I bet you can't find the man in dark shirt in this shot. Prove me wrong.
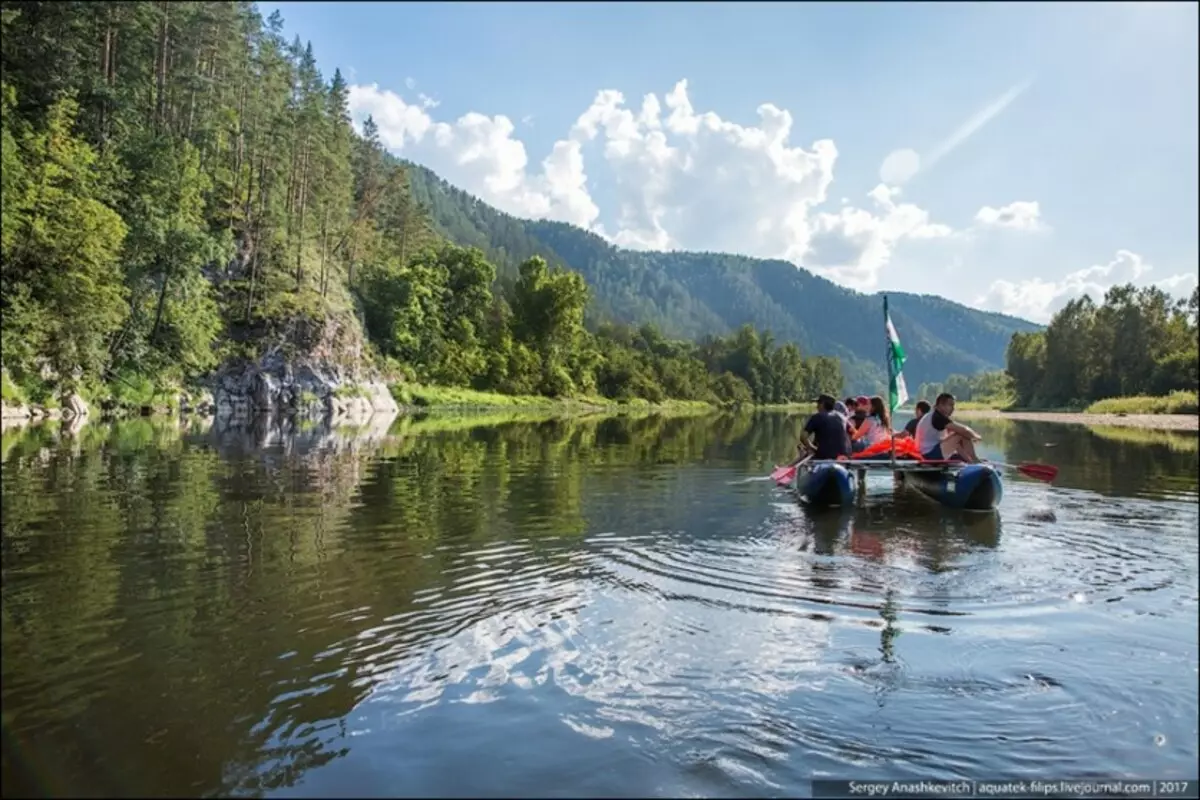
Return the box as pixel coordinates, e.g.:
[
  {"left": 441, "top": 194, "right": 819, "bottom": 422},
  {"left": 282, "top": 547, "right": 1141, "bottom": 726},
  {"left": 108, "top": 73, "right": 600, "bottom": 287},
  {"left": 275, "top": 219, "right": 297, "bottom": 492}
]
[
  {"left": 795, "top": 394, "right": 852, "bottom": 462},
  {"left": 903, "top": 400, "right": 931, "bottom": 437}
]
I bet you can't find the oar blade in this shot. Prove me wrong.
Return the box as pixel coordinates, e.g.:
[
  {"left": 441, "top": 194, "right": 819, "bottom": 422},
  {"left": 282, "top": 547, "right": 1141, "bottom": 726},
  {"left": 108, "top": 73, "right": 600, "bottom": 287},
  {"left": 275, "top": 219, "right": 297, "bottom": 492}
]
[
  {"left": 771, "top": 465, "right": 797, "bottom": 486},
  {"left": 1017, "top": 462, "right": 1058, "bottom": 482}
]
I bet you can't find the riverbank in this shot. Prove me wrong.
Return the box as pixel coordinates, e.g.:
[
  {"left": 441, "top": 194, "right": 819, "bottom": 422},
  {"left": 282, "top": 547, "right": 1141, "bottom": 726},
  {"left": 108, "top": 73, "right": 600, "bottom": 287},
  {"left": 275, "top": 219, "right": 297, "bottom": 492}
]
[
  {"left": 955, "top": 408, "right": 1199, "bottom": 431},
  {"left": 392, "top": 384, "right": 710, "bottom": 414}
]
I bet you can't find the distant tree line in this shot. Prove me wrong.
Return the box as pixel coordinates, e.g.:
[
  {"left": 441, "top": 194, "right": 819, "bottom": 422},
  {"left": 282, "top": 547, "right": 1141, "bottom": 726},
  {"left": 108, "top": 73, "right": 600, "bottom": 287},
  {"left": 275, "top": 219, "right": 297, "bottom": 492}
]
[
  {"left": 1005, "top": 284, "right": 1199, "bottom": 408},
  {"left": 0, "top": 1, "right": 842, "bottom": 409},
  {"left": 915, "top": 371, "right": 1014, "bottom": 406}
]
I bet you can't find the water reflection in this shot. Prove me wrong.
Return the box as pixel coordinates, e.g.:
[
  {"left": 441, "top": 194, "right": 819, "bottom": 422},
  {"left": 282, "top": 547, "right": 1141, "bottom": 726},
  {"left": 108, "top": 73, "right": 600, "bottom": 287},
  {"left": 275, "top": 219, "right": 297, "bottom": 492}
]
[{"left": 2, "top": 411, "right": 1197, "bottom": 797}]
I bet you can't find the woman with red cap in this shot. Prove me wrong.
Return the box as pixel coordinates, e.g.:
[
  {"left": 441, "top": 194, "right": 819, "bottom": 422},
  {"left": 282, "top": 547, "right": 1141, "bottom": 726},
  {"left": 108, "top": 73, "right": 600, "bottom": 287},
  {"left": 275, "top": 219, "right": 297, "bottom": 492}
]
[
  {"left": 850, "top": 395, "right": 869, "bottom": 431},
  {"left": 850, "top": 395, "right": 891, "bottom": 453}
]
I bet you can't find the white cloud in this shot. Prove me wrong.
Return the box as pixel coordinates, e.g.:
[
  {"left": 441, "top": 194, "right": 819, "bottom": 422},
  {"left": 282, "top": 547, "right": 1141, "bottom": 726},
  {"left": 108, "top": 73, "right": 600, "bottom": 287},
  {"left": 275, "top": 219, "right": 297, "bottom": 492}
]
[
  {"left": 974, "top": 201, "right": 1045, "bottom": 231},
  {"left": 805, "top": 184, "right": 954, "bottom": 286},
  {"left": 404, "top": 76, "right": 417, "bottom": 91},
  {"left": 348, "top": 78, "right": 1038, "bottom": 291},
  {"left": 1155, "top": 272, "right": 1199, "bottom": 294},
  {"left": 348, "top": 83, "right": 598, "bottom": 227},
  {"left": 977, "top": 249, "right": 1196, "bottom": 322}
]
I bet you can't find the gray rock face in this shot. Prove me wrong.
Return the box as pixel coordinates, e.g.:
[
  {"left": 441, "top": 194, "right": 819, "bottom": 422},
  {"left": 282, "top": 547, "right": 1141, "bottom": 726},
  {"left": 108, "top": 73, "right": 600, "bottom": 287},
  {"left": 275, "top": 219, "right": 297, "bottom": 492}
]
[
  {"left": 212, "top": 355, "right": 396, "bottom": 423},
  {"left": 62, "top": 393, "right": 89, "bottom": 419},
  {"left": 180, "top": 389, "right": 216, "bottom": 416}
]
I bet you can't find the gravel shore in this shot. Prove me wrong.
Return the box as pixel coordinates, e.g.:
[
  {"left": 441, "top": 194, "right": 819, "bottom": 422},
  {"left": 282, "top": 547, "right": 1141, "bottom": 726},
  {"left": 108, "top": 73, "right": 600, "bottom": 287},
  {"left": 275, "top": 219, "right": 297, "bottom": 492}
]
[{"left": 955, "top": 409, "right": 1199, "bottom": 432}]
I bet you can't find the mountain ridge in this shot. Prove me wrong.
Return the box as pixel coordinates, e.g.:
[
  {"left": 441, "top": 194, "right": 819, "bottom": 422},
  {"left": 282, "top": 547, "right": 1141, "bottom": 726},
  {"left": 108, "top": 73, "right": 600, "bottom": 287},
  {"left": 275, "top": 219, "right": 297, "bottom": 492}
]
[{"left": 402, "top": 160, "right": 1042, "bottom": 389}]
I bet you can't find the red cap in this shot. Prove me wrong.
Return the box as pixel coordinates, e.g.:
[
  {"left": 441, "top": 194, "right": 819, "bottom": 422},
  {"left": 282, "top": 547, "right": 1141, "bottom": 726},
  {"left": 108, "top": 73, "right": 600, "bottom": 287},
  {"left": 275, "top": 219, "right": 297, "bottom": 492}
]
[{"left": 855, "top": 395, "right": 870, "bottom": 406}]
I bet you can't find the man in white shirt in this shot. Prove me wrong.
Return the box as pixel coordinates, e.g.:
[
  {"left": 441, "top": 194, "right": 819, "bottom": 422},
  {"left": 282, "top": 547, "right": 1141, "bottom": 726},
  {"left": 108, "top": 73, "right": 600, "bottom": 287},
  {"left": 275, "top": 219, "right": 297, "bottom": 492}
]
[{"left": 914, "top": 392, "right": 982, "bottom": 463}]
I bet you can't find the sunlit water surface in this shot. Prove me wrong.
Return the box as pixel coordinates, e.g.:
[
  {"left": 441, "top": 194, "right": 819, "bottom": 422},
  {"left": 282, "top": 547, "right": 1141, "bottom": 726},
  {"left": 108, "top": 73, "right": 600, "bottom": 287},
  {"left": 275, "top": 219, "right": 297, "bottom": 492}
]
[{"left": 2, "top": 411, "right": 1197, "bottom": 797}]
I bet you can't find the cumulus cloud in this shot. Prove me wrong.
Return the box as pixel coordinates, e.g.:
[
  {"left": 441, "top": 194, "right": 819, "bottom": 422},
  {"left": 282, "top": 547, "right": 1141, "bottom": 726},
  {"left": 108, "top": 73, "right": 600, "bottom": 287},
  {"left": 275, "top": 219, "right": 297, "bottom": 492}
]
[
  {"left": 977, "top": 249, "right": 1197, "bottom": 322},
  {"left": 974, "top": 200, "right": 1044, "bottom": 231},
  {"left": 348, "top": 78, "right": 1032, "bottom": 290},
  {"left": 805, "top": 184, "right": 954, "bottom": 285},
  {"left": 348, "top": 83, "right": 598, "bottom": 227}
]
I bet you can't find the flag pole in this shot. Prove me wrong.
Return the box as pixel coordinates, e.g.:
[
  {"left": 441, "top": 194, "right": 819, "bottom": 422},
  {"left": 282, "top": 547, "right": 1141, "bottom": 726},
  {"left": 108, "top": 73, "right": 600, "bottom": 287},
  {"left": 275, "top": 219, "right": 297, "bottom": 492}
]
[{"left": 885, "top": 295, "right": 896, "bottom": 468}]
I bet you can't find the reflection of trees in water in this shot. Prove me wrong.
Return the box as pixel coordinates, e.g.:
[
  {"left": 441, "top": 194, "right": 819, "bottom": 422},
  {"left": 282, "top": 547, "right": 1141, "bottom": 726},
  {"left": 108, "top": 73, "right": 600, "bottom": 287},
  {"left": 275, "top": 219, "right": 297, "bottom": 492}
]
[
  {"left": 2, "top": 418, "right": 384, "bottom": 797},
  {"left": 879, "top": 588, "right": 899, "bottom": 665},
  {"left": 1, "top": 411, "right": 799, "bottom": 796},
  {"left": 1003, "top": 421, "right": 1199, "bottom": 497},
  {"left": 14, "top": 410, "right": 1185, "bottom": 795}
]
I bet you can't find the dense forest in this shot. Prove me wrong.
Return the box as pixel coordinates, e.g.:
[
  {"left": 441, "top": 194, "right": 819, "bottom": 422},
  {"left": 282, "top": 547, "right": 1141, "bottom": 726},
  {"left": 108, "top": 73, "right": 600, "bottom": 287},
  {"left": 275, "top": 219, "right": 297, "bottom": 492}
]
[
  {"left": 915, "top": 370, "right": 1014, "bottom": 406},
  {"left": 403, "top": 163, "right": 1045, "bottom": 390},
  {"left": 0, "top": 0, "right": 844, "bottom": 412},
  {"left": 1005, "top": 285, "right": 1198, "bottom": 408}
]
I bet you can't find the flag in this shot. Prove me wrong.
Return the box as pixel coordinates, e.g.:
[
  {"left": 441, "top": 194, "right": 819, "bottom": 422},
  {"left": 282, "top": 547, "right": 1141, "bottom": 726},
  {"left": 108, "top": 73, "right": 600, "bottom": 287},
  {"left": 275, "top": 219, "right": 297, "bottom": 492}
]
[{"left": 884, "top": 296, "right": 909, "bottom": 412}]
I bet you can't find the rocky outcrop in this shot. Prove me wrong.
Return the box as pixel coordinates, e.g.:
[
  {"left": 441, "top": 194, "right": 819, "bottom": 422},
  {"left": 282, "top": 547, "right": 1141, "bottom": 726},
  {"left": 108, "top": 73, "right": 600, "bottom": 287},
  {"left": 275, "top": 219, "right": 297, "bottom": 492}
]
[
  {"left": 62, "top": 393, "right": 89, "bottom": 420},
  {"left": 29, "top": 405, "right": 62, "bottom": 420},
  {"left": 212, "top": 352, "right": 397, "bottom": 423},
  {"left": 208, "top": 293, "right": 400, "bottom": 423},
  {"left": 179, "top": 389, "right": 215, "bottom": 416}
]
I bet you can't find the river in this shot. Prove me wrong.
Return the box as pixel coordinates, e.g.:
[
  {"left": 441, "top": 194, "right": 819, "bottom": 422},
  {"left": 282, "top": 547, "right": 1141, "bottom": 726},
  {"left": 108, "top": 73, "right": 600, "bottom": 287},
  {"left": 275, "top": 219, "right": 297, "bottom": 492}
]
[{"left": 2, "top": 411, "right": 1197, "bottom": 797}]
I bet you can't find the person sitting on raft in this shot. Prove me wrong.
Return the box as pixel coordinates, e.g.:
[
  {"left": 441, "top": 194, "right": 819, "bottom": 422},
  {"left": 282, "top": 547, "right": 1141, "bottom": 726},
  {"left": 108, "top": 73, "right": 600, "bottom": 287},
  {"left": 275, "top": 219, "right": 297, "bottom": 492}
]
[
  {"left": 792, "top": 394, "right": 851, "bottom": 464},
  {"left": 850, "top": 395, "right": 891, "bottom": 453},
  {"left": 901, "top": 400, "right": 930, "bottom": 438},
  {"left": 915, "top": 392, "right": 982, "bottom": 463},
  {"left": 833, "top": 400, "right": 853, "bottom": 436},
  {"left": 850, "top": 395, "right": 869, "bottom": 432}
]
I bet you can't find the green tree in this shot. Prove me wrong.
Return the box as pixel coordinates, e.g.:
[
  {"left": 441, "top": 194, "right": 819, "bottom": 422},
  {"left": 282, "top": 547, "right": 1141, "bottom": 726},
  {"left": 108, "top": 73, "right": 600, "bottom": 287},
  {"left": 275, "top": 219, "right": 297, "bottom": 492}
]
[{"left": 2, "top": 95, "right": 128, "bottom": 385}]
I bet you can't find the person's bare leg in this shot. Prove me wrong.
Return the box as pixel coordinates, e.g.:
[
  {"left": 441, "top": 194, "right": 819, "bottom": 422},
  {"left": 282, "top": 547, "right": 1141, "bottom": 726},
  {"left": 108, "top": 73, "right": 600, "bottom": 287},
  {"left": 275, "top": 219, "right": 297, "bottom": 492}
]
[{"left": 942, "top": 433, "right": 979, "bottom": 463}]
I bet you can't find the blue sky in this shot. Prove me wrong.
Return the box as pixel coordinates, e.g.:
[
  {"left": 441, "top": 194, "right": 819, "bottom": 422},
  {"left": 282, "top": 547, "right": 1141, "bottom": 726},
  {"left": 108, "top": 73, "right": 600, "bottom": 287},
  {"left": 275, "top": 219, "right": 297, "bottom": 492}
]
[{"left": 260, "top": 1, "right": 1198, "bottom": 322}]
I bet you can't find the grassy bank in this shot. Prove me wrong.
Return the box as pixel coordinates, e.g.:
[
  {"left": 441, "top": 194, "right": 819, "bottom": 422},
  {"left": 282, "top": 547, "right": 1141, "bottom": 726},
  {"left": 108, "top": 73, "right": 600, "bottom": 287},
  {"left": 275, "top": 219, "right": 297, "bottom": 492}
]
[
  {"left": 389, "top": 383, "right": 716, "bottom": 415},
  {"left": 1083, "top": 391, "right": 1198, "bottom": 416},
  {"left": 949, "top": 398, "right": 1014, "bottom": 411},
  {"left": 1090, "top": 424, "right": 1199, "bottom": 452},
  {"left": 905, "top": 390, "right": 1199, "bottom": 416}
]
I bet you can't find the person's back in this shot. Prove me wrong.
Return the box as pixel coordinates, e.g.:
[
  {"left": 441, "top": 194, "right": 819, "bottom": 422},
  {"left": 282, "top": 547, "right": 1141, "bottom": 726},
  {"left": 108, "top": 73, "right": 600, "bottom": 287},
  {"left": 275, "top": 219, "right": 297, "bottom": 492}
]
[
  {"left": 914, "top": 408, "right": 944, "bottom": 456},
  {"left": 805, "top": 409, "right": 851, "bottom": 460},
  {"left": 904, "top": 400, "right": 931, "bottom": 438}
]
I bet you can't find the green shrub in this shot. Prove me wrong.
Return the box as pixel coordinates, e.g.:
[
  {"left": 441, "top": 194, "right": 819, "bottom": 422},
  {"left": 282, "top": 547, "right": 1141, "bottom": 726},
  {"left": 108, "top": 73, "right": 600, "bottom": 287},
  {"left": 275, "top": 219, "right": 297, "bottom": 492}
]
[
  {"left": 1085, "top": 391, "right": 1199, "bottom": 415},
  {"left": 1, "top": 370, "right": 26, "bottom": 404}
]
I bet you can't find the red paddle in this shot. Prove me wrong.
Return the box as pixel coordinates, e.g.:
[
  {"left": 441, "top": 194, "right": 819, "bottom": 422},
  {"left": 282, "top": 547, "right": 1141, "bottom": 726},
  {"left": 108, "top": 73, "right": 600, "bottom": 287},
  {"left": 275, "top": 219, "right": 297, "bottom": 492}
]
[
  {"left": 771, "top": 454, "right": 813, "bottom": 486},
  {"left": 994, "top": 461, "right": 1059, "bottom": 482},
  {"left": 770, "top": 464, "right": 796, "bottom": 485},
  {"left": 919, "top": 459, "right": 1059, "bottom": 483}
]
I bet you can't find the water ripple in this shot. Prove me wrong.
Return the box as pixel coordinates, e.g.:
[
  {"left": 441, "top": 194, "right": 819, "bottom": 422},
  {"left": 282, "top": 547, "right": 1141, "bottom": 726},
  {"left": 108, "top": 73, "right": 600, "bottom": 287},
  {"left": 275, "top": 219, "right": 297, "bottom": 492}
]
[{"left": 2, "top": 414, "right": 1196, "bottom": 798}]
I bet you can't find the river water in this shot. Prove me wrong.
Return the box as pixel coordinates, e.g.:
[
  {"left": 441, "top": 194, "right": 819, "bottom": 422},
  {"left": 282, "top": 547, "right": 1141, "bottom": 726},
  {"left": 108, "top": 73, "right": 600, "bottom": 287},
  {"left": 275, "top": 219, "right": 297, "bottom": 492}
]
[{"left": 2, "top": 411, "right": 1197, "bottom": 797}]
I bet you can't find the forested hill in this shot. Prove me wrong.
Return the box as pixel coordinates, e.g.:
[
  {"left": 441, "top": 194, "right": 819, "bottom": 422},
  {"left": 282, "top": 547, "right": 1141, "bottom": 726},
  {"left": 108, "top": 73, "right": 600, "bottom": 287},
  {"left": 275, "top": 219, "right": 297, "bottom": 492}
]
[
  {"left": 0, "top": 0, "right": 1035, "bottom": 416},
  {"left": 405, "top": 162, "right": 1042, "bottom": 388},
  {"left": 1, "top": 1, "right": 851, "bottom": 414}
]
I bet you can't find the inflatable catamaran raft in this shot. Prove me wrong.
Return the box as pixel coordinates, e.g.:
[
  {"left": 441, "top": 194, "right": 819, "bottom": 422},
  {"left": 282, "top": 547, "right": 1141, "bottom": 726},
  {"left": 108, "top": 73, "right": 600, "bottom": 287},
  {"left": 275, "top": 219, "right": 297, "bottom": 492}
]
[{"left": 777, "top": 297, "right": 1056, "bottom": 511}]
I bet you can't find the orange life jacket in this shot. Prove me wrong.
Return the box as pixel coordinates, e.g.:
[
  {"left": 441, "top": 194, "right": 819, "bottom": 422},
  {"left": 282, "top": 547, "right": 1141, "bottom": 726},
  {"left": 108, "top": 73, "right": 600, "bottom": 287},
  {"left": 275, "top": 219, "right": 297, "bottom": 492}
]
[{"left": 851, "top": 435, "right": 922, "bottom": 460}]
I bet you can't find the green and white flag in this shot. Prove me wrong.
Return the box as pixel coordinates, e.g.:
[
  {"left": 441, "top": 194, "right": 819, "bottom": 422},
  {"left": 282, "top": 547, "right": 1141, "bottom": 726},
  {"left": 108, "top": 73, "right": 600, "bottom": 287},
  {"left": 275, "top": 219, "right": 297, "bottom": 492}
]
[{"left": 884, "top": 296, "right": 909, "bottom": 412}]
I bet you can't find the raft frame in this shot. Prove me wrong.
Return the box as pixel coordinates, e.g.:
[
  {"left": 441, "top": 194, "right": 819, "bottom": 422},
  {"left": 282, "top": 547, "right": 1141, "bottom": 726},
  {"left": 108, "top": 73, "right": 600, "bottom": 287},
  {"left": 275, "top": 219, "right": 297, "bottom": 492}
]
[{"left": 797, "top": 459, "right": 1003, "bottom": 511}]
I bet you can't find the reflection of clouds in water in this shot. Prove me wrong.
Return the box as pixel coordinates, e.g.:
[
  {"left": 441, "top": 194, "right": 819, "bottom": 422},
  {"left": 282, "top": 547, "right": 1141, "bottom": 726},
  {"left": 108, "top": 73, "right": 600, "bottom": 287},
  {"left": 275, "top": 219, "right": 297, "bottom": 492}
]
[{"left": 354, "top": 532, "right": 835, "bottom": 743}]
